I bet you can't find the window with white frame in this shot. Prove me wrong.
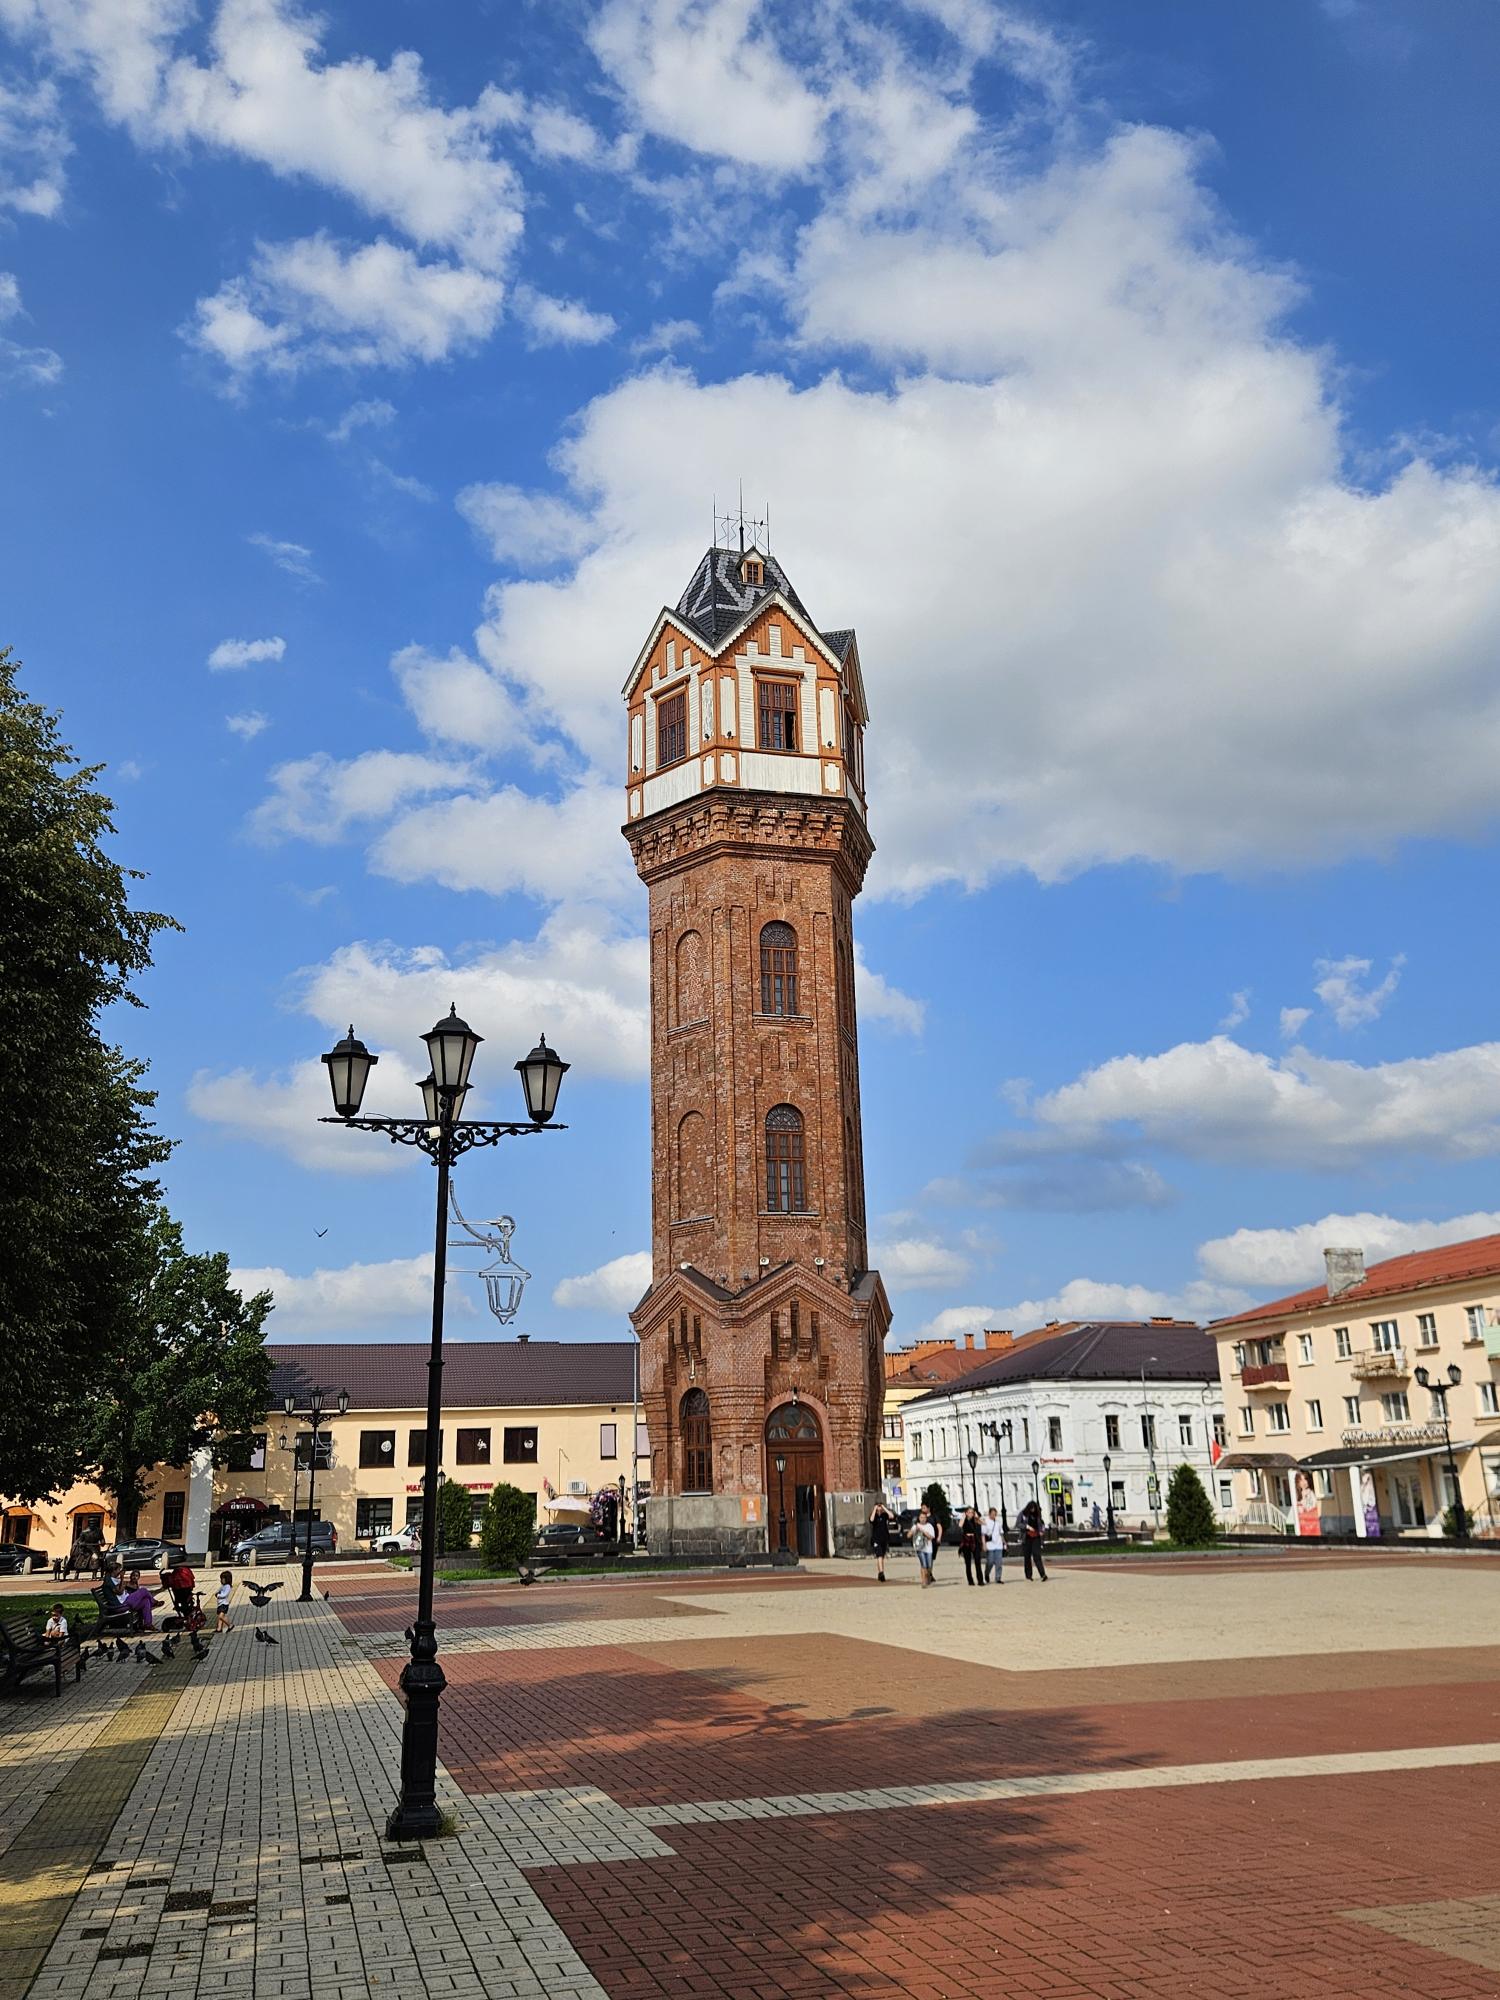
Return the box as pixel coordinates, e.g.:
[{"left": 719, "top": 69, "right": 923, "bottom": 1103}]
[
  {"left": 1344, "top": 1394, "right": 1362, "bottom": 1425},
  {"left": 1213, "top": 1413, "right": 1227, "bottom": 1447},
  {"left": 1371, "top": 1319, "right": 1400, "bottom": 1352},
  {"left": 1480, "top": 1382, "right": 1499, "bottom": 1417},
  {"left": 1217, "top": 1479, "right": 1233, "bottom": 1512},
  {"left": 909, "top": 1433, "right": 923, "bottom": 1461},
  {"left": 1178, "top": 1413, "right": 1193, "bottom": 1448},
  {"left": 1248, "top": 1469, "right": 1263, "bottom": 1497},
  {"left": 1110, "top": 1479, "right": 1126, "bottom": 1511},
  {"left": 1266, "top": 1401, "right": 1291, "bottom": 1433},
  {"left": 1334, "top": 1327, "right": 1352, "bottom": 1359},
  {"left": 1021, "top": 1418, "right": 1030, "bottom": 1451},
  {"left": 1427, "top": 1390, "right": 1446, "bottom": 1422},
  {"left": 1239, "top": 1406, "right": 1255, "bottom": 1436},
  {"left": 1048, "top": 1417, "right": 1063, "bottom": 1452},
  {"left": 1297, "top": 1334, "right": 1314, "bottom": 1365},
  {"left": 1232, "top": 1342, "right": 1246, "bottom": 1372},
  {"left": 1380, "top": 1391, "right": 1410, "bottom": 1423},
  {"left": 1315, "top": 1470, "right": 1333, "bottom": 1498},
  {"left": 1466, "top": 1305, "right": 1488, "bottom": 1342},
  {"left": 1416, "top": 1312, "right": 1438, "bottom": 1348},
  {"left": 1105, "top": 1413, "right": 1121, "bottom": 1450},
  {"left": 1306, "top": 1399, "right": 1323, "bottom": 1431},
  {"left": 1141, "top": 1414, "right": 1158, "bottom": 1450}
]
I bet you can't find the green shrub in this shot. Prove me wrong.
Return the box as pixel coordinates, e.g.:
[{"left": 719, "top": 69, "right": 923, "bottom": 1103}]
[
  {"left": 479, "top": 1483, "right": 536, "bottom": 1571},
  {"left": 436, "top": 1478, "right": 474, "bottom": 1554},
  {"left": 1164, "top": 1463, "right": 1217, "bottom": 1548},
  {"left": 920, "top": 1482, "right": 953, "bottom": 1535},
  {"left": 1442, "top": 1502, "right": 1471, "bottom": 1540}
]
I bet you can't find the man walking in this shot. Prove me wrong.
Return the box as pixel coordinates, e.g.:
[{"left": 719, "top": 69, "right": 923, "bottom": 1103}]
[
  {"left": 1018, "top": 1498, "right": 1049, "bottom": 1582},
  {"left": 982, "top": 1506, "right": 1005, "bottom": 1585}
]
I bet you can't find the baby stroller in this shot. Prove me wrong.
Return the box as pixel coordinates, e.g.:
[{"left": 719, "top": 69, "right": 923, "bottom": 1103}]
[{"left": 160, "top": 1567, "right": 210, "bottom": 1659}]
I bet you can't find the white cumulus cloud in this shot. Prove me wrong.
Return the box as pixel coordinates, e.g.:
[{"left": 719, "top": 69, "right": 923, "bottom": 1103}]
[
  {"left": 208, "top": 634, "right": 285, "bottom": 670},
  {"left": 1312, "top": 952, "right": 1405, "bottom": 1030},
  {"left": 232, "top": 1253, "right": 473, "bottom": 1334},
  {"left": 552, "top": 1250, "right": 653, "bottom": 1312},
  {"left": 1197, "top": 1209, "right": 1500, "bottom": 1292}
]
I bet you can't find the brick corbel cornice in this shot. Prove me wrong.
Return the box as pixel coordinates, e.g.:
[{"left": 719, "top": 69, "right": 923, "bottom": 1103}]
[{"left": 624, "top": 789, "right": 874, "bottom": 897}]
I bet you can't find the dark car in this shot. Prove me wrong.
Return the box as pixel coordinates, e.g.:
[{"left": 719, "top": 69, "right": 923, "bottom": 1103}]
[
  {"left": 535, "top": 1523, "right": 587, "bottom": 1547},
  {"left": 110, "top": 1537, "right": 187, "bottom": 1571},
  {"left": 0, "top": 1543, "right": 49, "bottom": 1575},
  {"left": 232, "top": 1520, "right": 337, "bottom": 1565}
]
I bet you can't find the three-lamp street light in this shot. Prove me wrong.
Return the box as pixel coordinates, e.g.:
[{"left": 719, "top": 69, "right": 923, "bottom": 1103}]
[
  {"left": 1414, "top": 1362, "right": 1469, "bottom": 1542},
  {"left": 980, "top": 1418, "right": 1012, "bottom": 1534},
  {"left": 320, "top": 1006, "right": 569, "bottom": 1841},
  {"left": 281, "top": 1384, "right": 349, "bottom": 1601}
]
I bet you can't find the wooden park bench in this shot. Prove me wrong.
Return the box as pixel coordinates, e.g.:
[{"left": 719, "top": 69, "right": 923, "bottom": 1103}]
[
  {"left": 0, "top": 1613, "right": 66, "bottom": 1696},
  {"left": 519, "top": 1536, "right": 627, "bottom": 1582}
]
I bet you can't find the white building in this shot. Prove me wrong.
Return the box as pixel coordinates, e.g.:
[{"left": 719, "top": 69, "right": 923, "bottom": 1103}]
[{"left": 898, "top": 1320, "right": 1225, "bottom": 1532}]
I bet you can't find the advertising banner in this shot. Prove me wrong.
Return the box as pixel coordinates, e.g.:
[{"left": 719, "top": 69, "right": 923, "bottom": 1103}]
[{"left": 1293, "top": 1468, "right": 1321, "bottom": 1537}]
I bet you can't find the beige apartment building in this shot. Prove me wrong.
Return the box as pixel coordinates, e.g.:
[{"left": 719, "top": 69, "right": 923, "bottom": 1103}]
[
  {"left": 1, "top": 1339, "right": 648, "bottom": 1562},
  {"left": 1211, "top": 1236, "right": 1500, "bottom": 1537}
]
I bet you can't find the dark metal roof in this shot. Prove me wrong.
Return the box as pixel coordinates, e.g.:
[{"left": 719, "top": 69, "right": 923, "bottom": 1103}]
[
  {"left": 267, "top": 1340, "right": 636, "bottom": 1414},
  {"left": 1299, "top": 1439, "right": 1473, "bottom": 1470},
  {"left": 820, "top": 628, "right": 855, "bottom": 661},
  {"left": 675, "top": 544, "right": 812, "bottom": 646},
  {"left": 899, "top": 1322, "right": 1214, "bottom": 1407}
]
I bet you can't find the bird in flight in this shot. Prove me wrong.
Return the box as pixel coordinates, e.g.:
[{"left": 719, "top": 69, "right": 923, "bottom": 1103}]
[{"left": 315, "top": 1228, "right": 328, "bottom": 1238}]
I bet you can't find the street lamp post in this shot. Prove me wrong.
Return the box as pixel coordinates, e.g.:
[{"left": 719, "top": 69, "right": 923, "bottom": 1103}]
[
  {"left": 775, "top": 1454, "right": 788, "bottom": 1554},
  {"left": 981, "top": 1419, "right": 1012, "bottom": 1533},
  {"left": 1141, "top": 1357, "right": 1160, "bottom": 1532},
  {"left": 1030, "top": 1457, "right": 1041, "bottom": 1506},
  {"left": 1414, "top": 1363, "right": 1468, "bottom": 1541},
  {"left": 282, "top": 1386, "right": 349, "bottom": 1601},
  {"left": 320, "top": 1009, "right": 569, "bottom": 1841},
  {"left": 966, "top": 1440, "right": 980, "bottom": 1513},
  {"left": 1102, "top": 1452, "right": 1117, "bottom": 1543}
]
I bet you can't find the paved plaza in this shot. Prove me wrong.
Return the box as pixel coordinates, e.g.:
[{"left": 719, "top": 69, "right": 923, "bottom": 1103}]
[{"left": 4, "top": 1552, "right": 1500, "bottom": 2000}]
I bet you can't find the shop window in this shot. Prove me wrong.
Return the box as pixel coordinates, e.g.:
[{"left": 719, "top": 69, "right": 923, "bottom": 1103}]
[{"left": 356, "top": 1498, "right": 393, "bottom": 1539}]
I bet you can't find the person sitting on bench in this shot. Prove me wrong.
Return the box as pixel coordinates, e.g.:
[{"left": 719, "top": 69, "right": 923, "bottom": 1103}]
[{"left": 119, "top": 1569, "right": 161, "bottom": 1630}]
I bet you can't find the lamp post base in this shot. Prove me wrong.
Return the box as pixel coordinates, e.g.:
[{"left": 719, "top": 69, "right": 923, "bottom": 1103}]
[{"left": 386, "top": 1655, "right": 448, "bottom": 1841}]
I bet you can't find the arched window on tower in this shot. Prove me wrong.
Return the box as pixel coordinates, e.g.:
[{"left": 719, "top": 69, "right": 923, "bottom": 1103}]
[
  {"left": 681, "top": 1388, "right": 713, "bottom": 1492},
  {"left": 765, "top": 1104, "right": 807, "bottom": 1213},
  {"left": 760, "top": 921, "right": 798, "bottom": 1016}
]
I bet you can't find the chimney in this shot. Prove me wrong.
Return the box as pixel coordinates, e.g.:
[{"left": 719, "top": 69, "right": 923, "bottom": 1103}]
[
  {"left": 964, "top": 1331, "right": 976, "bottom": 1350},
  {"left": 1324, "top": 1246, "right": 1365, "bottom": 1297},
  {"left": 985, "top": 1329, "right": 1013, "bottom": 1350}
]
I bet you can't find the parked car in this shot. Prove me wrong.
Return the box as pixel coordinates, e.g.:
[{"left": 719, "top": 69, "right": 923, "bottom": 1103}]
[
  {"left": 232, "top": 1520, "right": 337, "bottom": 1565},
  {"left": 535, "top": 1522, "right": 587, "bottom": 1547},
  {"left": 0, "top": 1543, "right": 49, "bottom": 1575},
  {"left": 110, "top": 1538, "right": 187, "bottom": 1571},
  {"left": 375, "top": 1522, "right": 422, "bottom": 1557}
]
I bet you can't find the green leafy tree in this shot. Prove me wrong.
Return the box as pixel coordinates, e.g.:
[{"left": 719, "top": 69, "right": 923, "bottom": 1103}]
[
  {"left": 479, "top": 1482, "right": 536, "bottom": 1571},
  {"left": 0, "top": 650, "right": 175, "bottom": 1498},
  {"left": 1165, "top": 1462, "right": 1218, "bottom": 1548},
  {"left": 920, "top": 1481, "right": 953, "bottom": 1535},
  {"left": 437, "top": 1477, "right": 474, "bottom": 1554},
  {"left": 77, "top": 1204, "right": 272, "bottom": 1537}
]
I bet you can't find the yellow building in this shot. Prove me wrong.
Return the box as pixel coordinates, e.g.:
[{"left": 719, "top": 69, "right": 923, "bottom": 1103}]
[
  {"left": 1211, "top": 1237, "right": 1500, "bottom": 1537},
  {"left": 1, "top": 1339, "right": 648, "bottom": 1562},
  {"left": 880, "top": 1331, "right": 1014, "bottom": 1506}
]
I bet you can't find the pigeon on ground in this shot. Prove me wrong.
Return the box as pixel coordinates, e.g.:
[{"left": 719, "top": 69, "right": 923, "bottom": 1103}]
[
  {"left": 262, "top": 1630, "right": 278, "bottom": 1646},
  {"left": 190, "top": 1635, "right": 209, "bottom": 1659},
  {"left": 114, "top": 1638, "right": 132, "bottom": 1662},
  {"left": 160, "top": 1637, "right": 176, "bottom": 1660},
  {"left": 254, "top": 1627, "right": 266, "bottom": 1642},
  {"left": 134, "top": 1642, "right": 160, "bottom": 1665}
]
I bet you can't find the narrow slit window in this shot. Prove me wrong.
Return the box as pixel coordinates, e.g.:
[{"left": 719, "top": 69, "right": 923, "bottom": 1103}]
[
  {"left": 759, "top": 921, "right": 798, "bottom": 1016},
  {"left": 764, "top": 1103, "right": 807, "bottom": 1213}
]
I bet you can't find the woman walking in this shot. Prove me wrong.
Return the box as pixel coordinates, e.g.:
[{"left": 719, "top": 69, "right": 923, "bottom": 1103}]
[
  {"left": 959, "top": 1507, "right": 987, "bottom": 1586},
  {"left": 869, "top": 1500, "right": 893, "bottom": 1582},
  {"left": 1018, "top": 1498, "right": 1049, "bottom": 1582},
  {"left": 912, "top": 1506, "right": 937, "bottom": 1586}
]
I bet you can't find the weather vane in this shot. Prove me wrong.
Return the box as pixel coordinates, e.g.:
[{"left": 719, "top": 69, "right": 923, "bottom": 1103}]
[{"left": 448, "top": 1183, "right": 531, "bottom": 1323}]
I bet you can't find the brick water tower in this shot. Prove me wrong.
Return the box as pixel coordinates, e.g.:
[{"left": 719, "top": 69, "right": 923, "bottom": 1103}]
[{"left": 623, "top": 535, "right": 890, "bottom": 1559}]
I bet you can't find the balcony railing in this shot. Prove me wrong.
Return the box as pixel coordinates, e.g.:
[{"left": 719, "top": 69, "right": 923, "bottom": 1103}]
[
  {"left": 1240, "top": 1362, "right": 1290, "bottom": 1389},
  {"left": 1350, "top": 1347, "right": 1409, "bottom": 1380}
]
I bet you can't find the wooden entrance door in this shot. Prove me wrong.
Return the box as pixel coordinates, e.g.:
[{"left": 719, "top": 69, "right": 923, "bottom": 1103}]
[{"left": 766, "top": 1403, "right": 825, "bottom": 1557}]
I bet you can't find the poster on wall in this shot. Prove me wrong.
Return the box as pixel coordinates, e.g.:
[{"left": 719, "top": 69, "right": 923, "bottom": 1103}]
[
  {"left": 1360, "top": 1467, "right": 1381, "bottom": 1538},
  {"left": 1293, "top": 1469, "right": 1321, "bottom": 1538}
]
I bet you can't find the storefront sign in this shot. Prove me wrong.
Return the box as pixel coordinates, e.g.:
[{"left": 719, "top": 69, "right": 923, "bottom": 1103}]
[{"left": 1339, "top": 1424, "right": 1445, "bottom": 1448}]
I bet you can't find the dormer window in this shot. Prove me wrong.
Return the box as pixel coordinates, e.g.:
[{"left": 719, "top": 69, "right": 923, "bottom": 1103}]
[
  {"left": 741, "top": 556, "right": 763, "bottom": 586},
  {"left": 758, "top": 678, "right": 797, "bottom": 751},
  {"left": 657, "top": 690, "right": 686, "bottom": 767}
]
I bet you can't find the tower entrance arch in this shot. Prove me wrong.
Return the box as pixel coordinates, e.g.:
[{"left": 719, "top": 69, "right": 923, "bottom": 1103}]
[{"left": 766, "top": 1402, "right": 825, "bottom": 1557}]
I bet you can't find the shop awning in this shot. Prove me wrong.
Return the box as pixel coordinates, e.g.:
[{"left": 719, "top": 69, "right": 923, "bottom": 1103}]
[
  {"left": 1215, "top": 1452, "right": 1300, "bottom": 1471},
  {"left": 3, "top": 1504, "right": 40, "bottom": 1518},
  {"left": 218, "top": 1497, "right": 271, "bottom": 1515},
  {"left": 1300, "top": 1439, "right": 1474, "bottom": 1470}
]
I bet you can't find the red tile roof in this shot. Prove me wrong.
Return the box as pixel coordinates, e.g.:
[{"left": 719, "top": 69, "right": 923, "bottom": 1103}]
[{"left": 1212, "top": 1232, "right": 1500, "bottom": 1330}]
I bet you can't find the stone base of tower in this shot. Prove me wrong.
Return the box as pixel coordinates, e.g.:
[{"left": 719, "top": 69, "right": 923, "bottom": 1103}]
[{"left": 644, "top": 1486, "right": 881, "bottom": 1562}]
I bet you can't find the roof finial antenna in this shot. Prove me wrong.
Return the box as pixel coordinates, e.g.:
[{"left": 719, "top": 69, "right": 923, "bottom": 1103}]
[
  {"left": 765, "top": 501, "right": 771, "bottom": 553},
  {"left": 738, "top": 478, "right": 745, "bottom": 553}
]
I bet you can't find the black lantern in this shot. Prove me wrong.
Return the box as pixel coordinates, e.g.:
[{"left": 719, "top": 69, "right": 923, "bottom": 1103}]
[
  {"left": 424, "top": 1005, "right": 482, "bottom": 1094},
  {"left": 419, "top": 1074, "right": 469, "bottom": 1126},
  {"left": 322, "top": 1026, "right": 378, "bottom": 1119},
  {"left": 516, "top": 1035, "right": 569, "bottom": 1124}
]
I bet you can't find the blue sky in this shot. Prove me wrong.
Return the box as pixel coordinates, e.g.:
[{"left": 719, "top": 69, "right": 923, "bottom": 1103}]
[{"left": 3, "top": 0, "right": 1499, "bottom": 1346}]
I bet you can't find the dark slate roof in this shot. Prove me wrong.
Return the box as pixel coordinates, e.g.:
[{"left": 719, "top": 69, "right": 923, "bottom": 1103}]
[
  {"left": 267, "top": 1340, "right": 636, "bottom": 1413},
  {"left": 821, "top": 628, "right": 855, "bottom": 661},
  {"left": 898, "top": 1322, "right": 1214, "bottom": 1408},
  {"left": 675, "top": 544, "right": 813, "bottom": 647}
]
